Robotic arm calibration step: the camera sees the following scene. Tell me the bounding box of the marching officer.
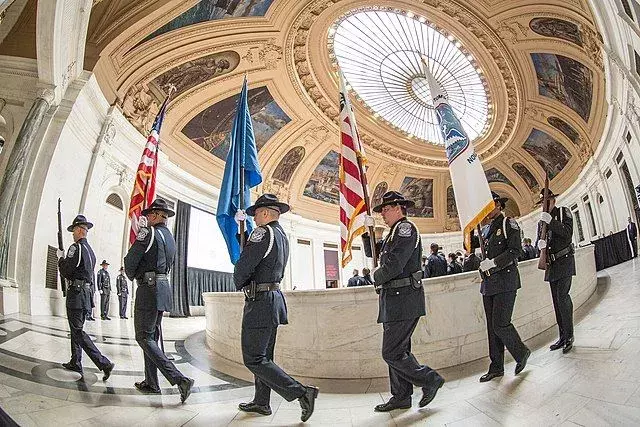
[97,260,111,320]
[536,189,575,353]
[362,191,445,412]
[124,199,194,403]
[58,215,114,378]
[234,194,318,422]
[116,267,129,319]
[473,192,530,382]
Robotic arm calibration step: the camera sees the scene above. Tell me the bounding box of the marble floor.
[1,260,640,426]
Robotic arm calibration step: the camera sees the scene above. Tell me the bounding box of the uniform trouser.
[100,293,110,317]
[382,318,443,401]
[134,308,184,389]
[86,292,95,319]
[119,295,128,317]
[241,325,306,405]
[550,277,574,342]
[67,307,110,370]
[483,291,528,373]
[632,238,638,257]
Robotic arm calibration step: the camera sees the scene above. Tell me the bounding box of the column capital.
[36,87,56,105]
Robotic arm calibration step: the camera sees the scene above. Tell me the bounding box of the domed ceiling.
[87,0,605,232]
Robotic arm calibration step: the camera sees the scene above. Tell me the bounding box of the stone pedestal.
[0,278,19,314]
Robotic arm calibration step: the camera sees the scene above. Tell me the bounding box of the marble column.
[0,88,55,281]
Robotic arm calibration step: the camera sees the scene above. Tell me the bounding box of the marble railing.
[204,246,596,385]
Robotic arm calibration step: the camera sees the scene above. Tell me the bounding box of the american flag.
[127,97,168,245]
[338,71,370,267]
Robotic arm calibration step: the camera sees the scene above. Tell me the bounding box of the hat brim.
[495,197,509,206]
[372,199,415,213]
[140,207,176,217]
[67,222,94,232]
[534,193,558,206]
[246,202,290,216]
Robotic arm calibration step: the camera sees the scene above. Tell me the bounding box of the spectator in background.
[347,269,363,287]
[421,255,428,279]
[456,251,464,265]
[463,249,481,272]
[627,217,637,258]
[361,268,374,286]
[424,243,447,278]
[447,253,463,275]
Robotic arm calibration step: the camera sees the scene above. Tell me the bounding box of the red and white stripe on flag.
[128,129,159,245]
[339,72,369,267]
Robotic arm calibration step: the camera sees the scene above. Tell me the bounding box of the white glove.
[537,239,547,250]
[234,209,247,224]
[99,290,103,294]
[479,258,496,272]
[364,215,375,227]
[370,266,379,281]
[138,216,148,229]
[539,212,552,224]
[57,249,65,259]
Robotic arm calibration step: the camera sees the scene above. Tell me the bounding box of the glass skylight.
[329,8,490,145]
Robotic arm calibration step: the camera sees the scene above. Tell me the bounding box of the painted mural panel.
[512,162,540,191]
[447,185,457,218]
[142,0,274,44]
[399,177,434,218]
[547,116,581,147]
[182,86,291,161]
[522,129,572,180]
[152,51,240,97]
[529,18,583,46]
[531,53,593,122]
[485,167,514,187]
[272,146,305,184]
[303,151,340,204]
[371,182,388,208]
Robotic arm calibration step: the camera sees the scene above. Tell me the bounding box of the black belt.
[243,283,280,292]
[487,260,516,275]
[383,277,413,289]
[549,245,574,262]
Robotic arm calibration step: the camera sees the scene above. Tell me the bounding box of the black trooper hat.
[141,198,175,217]
[246,194,290,216]
[535,188,560,206]
[67,214,94,232]
[491,191,509,208]
[372,191,415,213]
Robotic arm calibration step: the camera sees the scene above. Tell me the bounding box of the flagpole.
[239,75,247,250]
[355,149,378,267]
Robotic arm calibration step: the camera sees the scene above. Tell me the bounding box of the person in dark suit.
[97,260,111,320]
[57,215,114,378]
[424,243,447,278]
[627,217,638,258]
[473,192,530,382]
[124,199,194,403]
[447,253,463,275]
[116,267,129,319]
[361,268,374,286]
[347,269,363,287]
[362,191,444,412]
[537,189,576,353]
[463,250,481,272]
[234,194,318,422]
[520,238,538,260]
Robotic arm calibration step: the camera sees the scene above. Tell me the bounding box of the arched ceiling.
[87,0,606,232]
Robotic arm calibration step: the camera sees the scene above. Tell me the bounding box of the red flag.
[128,98,168,245]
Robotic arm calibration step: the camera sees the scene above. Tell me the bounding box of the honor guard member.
[57,215,114,378]
[234,194,319,422]
[116,267,129,319]
[536,189,576,353]
[97,260,111,320]
[362,191,445,412]
[473,192,530,382]
[124,199,194,403]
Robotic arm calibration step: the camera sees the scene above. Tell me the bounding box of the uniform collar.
[390,216,407,230]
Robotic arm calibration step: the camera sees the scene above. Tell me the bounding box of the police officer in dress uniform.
[536,189,576,353]
[97,260,111,320]
[124,199,194,403]
[57,215,115,378]
[362,191,445,412]
[234,194,319,422]
[116,267,129,319]
[473,192,531,382]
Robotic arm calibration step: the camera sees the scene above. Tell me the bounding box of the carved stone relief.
[120,84,160,134]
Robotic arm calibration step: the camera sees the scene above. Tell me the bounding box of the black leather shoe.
[562,337,574,354]
[124,316,129,319]
[86,317,95,321]
[105,317,112,320]
[178,377,194,403]
[515,348,531,375]
[419,376,445,407]
[374,399,412,412]
[134,381,160,394]
[479,371,504,382]
[299,385,319,421]
[62,362,83,374]
[101,316,106,320]
[238,402,272,416]
[102,362,114,381]
[549,339,564,351]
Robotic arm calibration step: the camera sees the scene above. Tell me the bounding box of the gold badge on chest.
[496,229,502,237]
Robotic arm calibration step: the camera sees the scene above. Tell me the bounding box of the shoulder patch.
[397,222,413,237]
[66,245,76,258]
[509,219,520,230]
[249,227,267,243]
[136,227,149,241]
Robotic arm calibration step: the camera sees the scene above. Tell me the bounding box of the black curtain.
[170,200,191,317]
[592,230,633,271]
[187,267,235,306]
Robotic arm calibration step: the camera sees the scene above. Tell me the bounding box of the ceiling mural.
[485,167,515,187]
[522,129,572,180]
[529,18,583,47]
[371,182,388,208]
[512,162,540,192]
[547,116,581,147]
[151,51,240,97]
[400,177,434,218]
[303,150,340,205]
[531,53,593,122]
[272,146,305,184]
[181,85,290,161]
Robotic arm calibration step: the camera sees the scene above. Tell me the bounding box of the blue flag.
[216,76,263,264]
